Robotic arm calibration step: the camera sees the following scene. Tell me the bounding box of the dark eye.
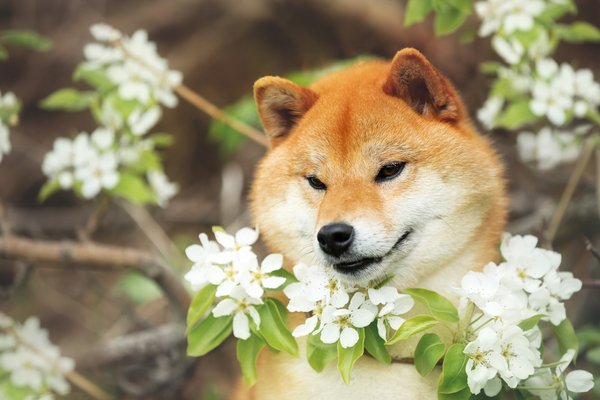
[306,175,327,190]
[375,162,406,182]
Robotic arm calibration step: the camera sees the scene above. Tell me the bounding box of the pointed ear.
[253,76,318,146]
[383,48,464,122]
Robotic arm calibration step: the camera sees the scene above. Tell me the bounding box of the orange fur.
[239,48,508,399]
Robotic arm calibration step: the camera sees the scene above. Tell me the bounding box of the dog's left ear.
[383,48,463,122]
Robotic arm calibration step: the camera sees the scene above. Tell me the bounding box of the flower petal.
[261,253,283,273]
[212,299,236,317]
[320,323,340,344]
[565,370,594,393]
[233,312,250,340]
[340,327,359,348]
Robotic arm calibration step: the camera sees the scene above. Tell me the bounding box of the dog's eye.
[375,162,406,182]
[306,176,327,190]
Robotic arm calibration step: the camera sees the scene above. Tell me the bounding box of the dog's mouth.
[332,230,412,275]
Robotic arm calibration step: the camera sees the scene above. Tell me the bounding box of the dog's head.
[250,48,507,287]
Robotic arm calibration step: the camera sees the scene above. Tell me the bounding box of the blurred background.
[0,0,599,399]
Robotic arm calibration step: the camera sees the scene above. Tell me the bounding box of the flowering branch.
[0,235,190,313]
[110,38,269,148]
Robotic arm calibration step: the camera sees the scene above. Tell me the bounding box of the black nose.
[317,223,354,257]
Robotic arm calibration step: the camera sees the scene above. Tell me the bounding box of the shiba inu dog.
[235,48,507,399]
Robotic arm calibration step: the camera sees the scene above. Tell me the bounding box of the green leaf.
[38,179,61,202]
[539,1,576,22]
[438,343,468,394]
[307,333,338,372]
[127,150,162,173]
[404,0,433,27]
[0,44,7,60]
[40,88,96,111]
[268,268,298,289]
[480,61,504,75]
[587,346,600,365]
[0,376,39,399]
[110,173,156,204]
[556,22,600,43]
[438,386,472,400]
[150,133,174,148]
[186,284,217,331]
[414,333,446,377]
[115,272,161,304]
[387,315,439,345]
[73,65,113,90]
[553,318,579,357]
[496,99,538,129]
[577,325,600,351]
[337,328,365,384]
[403,288,459,323]
[187,314,233,356]
[364,321,391,364]
[0,30,52,51]
[519,314,545,331]
[445,0,472,12]
[434,7,470,36]
[208,95,259,156]
[257,299,298,356]
[236,333,266,387]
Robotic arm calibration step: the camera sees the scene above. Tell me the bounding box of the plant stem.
[546,138,597,243]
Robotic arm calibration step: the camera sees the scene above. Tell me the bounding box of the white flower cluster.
[41,23,179,205]
[458,234,589,397]
[475,0,600,171]
[42,128,119,199]
[284,264,414,348]
[0,91,19,163]
[184,227,286,340]
[0,314,74,399]
[85,23,182,108]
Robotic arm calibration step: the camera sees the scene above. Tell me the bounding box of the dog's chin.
[327,230,413,284]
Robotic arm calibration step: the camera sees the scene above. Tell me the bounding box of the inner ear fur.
[253,76,318,145]
[383,48,464,122]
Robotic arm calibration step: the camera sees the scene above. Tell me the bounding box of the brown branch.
[546,139,597,243]
[0,235,190,314]
[77,323,185,369]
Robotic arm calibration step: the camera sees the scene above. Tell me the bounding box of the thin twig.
[78,197,111,241]
[173,84,269,147]
[117,200,184,266]
[582,279,600,288]
[0,235,190,314]
[546,139,597,243]
[5,325,113,400]
[596,148,600,219]
[584,237,600,264]
[77,323,185,368]
[113,40,269,148]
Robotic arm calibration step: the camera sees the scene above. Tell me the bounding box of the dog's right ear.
[254,77,318,146]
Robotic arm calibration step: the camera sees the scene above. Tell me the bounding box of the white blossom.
[517,127,581,171]
[464,327,508,395]
[0,122,10,163]
[238,253,286,298]
[319,292,376,348]
[212,286,262,340]
[147,170,178,207]
[75,152,120,199]
[477,97,504,130]
[0,315,74,396]
[128,106,161,136]
[376,294,414,340]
